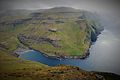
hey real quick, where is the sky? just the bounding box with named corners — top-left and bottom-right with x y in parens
top-left (0, 0), bottom-right (120, 22)
top-left (0, 0), bottom-right (119, 12)
top-left (0, 0), bottom-right (120, 74)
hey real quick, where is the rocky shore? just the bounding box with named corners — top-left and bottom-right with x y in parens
top-left (14, 44), bottom-right (91, 60)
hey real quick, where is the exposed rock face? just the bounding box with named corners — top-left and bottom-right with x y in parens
top-left (18, 34), bottom-right (61, 48)
top-left (91, 31), bottom-right (97, 42)
top-left (0, 43), bottom-right (9, 50)
top-left (48, 28), bottom-right (58, 32)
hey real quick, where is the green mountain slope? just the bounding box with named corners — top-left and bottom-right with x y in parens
top-left (0, 7), bottom-right (103, 58)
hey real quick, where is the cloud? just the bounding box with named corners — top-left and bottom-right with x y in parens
top-left (0, 0), bottom-right (119, 12)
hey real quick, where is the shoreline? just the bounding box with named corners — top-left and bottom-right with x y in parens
top-left (16, 38), bottom-right (91, 60)
top-left (16, 29), bottom-right (103, 60)
top-left (31, 48), bottom-right (90, 60)
top-left (15, 43), bottom-right (91, 60)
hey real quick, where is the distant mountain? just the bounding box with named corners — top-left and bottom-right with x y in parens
top-left (41, 7), bottom-right (81, 13)
top-left (0, 9), bottom-right (34, 16)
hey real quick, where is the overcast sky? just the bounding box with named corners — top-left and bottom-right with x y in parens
top-left (0, 0), bottom-right (119, 34)
top-left (0, 0), bottom-right (119, 12)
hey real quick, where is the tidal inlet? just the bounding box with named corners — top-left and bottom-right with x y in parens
top-left (0, 0), bottom-right (120, 80)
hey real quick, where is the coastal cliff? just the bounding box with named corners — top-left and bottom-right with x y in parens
top-left (14, 7), bottom-right (103, 58)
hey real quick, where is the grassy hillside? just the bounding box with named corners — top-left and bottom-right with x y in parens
top-left (0, 50), bottom-right (48, 80)
top-left (19, 20), bottom-right (90, 56)
top-left (0, 50), bottom-right (119, 80)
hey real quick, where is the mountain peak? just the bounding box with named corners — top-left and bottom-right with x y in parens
top-left (43, 7), bottom-right (80, 12)
top-left (50, 7), bottom-right (75, 10)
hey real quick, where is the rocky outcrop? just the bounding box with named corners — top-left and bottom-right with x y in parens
top-left (48, 28), bottom-right (58, 32)
top-left (18, 34), bottom-right (61, 48)
top-left (0, 43), bottom-right (9, 50)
